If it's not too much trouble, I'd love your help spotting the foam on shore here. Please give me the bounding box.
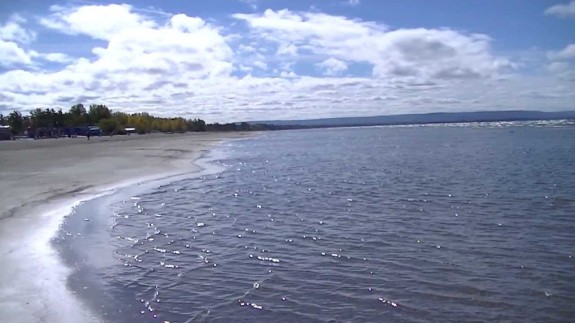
[0,133,248,322]
[0,196,103,322]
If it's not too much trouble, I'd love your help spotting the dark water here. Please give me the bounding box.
[56,123,575,322]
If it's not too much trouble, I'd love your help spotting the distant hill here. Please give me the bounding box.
[250,110,575,128]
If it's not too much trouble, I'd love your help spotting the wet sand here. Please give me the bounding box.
[0,132,248,322]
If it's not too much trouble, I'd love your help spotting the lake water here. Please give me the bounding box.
[55,122,575,322]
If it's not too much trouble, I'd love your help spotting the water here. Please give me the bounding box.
[55,123,575,322]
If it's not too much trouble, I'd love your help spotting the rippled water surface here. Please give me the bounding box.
[57,124,575,322]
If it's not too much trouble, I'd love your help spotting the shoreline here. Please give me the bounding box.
[52,146,230,322]
[0,132,249,322]
[0,132,249,221]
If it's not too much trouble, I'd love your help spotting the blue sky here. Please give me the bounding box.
[0,0,573,122]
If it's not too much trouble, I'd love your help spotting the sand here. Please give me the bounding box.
[0,132,248,322]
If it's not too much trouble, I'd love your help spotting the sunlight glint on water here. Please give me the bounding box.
[58,123,575,322]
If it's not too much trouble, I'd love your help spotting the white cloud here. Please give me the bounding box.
[0,39,33,67]
[43,6,234,79]
[277,43,298,56]
[544,1,575,18]
[170,14,206,32]
[548,44,575,60]
[233,10,387,44]
[547,61,575,81]
[233,10,512,81]
[280,71,297,78]
[40,4,157,40]
[32,52,75,63]
[346,0,361,6]
[317,58,348,75]
[548,61,570,73]
[0,15,72,68]
[0,14,36,44]
[253,60,268,69]
[1,65,573,121]
[546,44,575,81]
[238,64,253,72]
[238,44,256,53]
[0,5,573,121]
[0,4,236,116]
[240,0,258,11]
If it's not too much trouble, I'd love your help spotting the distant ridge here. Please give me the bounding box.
[250,110,575,128]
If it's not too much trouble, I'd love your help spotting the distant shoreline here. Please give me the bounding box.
[251,110,575,129]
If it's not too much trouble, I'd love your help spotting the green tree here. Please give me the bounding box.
[187,118,206,132]
[238,122,251,131]
[70,103,86,115]
[54,109,65,128]
[7,110,24,135]
[175,118,187,132]
[69,103,87,126]
[129,113,152,134]
[88,104,111,124]
[29,108,43,128]
[112,111,129,126]
[29,108,57,129]
[46,108,55,128]
[2,104,215,137]
[98,118,119,135]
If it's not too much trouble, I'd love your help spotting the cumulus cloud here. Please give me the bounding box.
[0,12,76,68]
[253,60,268,69]
[544,1,575,18]
[280,71,297,78]
[233,10,387,44]
[276,43,298,56]
[32,52,75,63]
[317,58,348,75]
[548,44,575,60]
[548,61,570,73]
[40,5,233,80]
[0,5,240,119]
[40,4,157,40]
[547,61,575,81]
[239,0,259,10]
[0,40,33,67]
[1,4,235,116]
[0,14,36,44]
[0,4,573,121]
[546,44,575,81]
[233,10,512,81]
[0,15,37,67]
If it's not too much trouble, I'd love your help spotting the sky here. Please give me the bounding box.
[0,0,573,122]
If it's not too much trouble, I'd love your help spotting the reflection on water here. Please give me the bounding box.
[59,122,575,322]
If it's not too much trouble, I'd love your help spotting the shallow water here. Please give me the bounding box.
[56,123,575,322]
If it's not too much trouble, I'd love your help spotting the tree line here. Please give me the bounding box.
[0,104,207,136]
[0,104,289,140]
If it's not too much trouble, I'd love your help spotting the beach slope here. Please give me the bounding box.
[0,132,245,322]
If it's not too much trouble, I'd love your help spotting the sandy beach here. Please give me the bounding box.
[0,132,247,322]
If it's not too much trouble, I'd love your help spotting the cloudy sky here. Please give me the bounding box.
[0,0,573,122]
